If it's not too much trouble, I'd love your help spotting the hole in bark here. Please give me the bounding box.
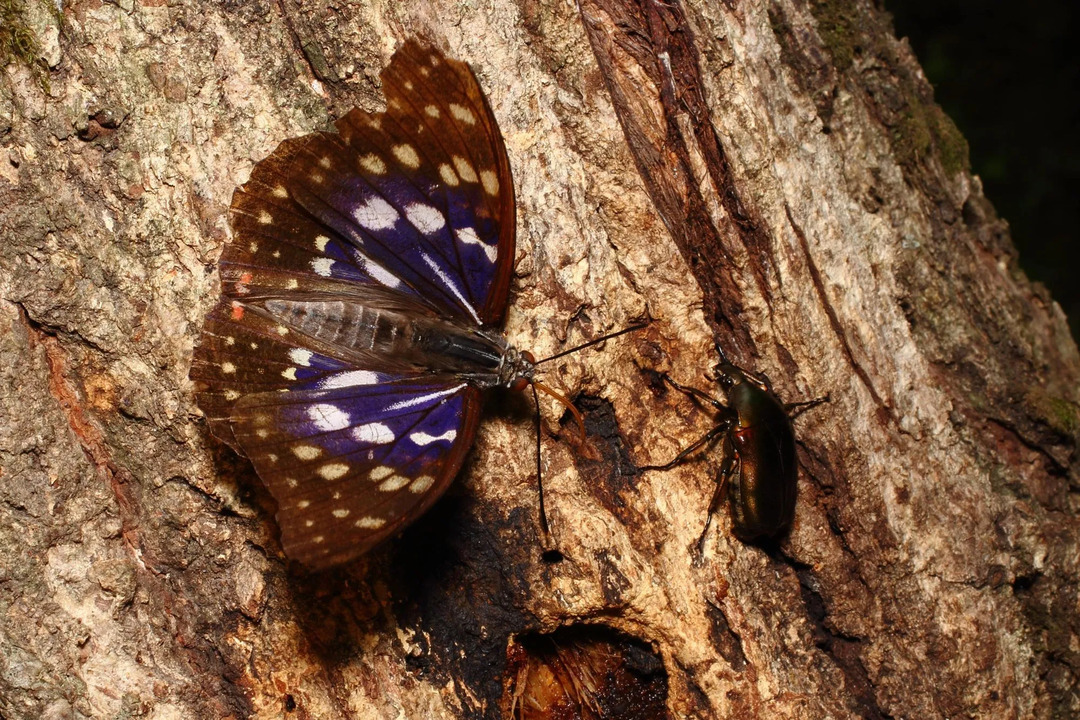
[283,694,296,711]
[503,625,668,720]
[541,548,564,564]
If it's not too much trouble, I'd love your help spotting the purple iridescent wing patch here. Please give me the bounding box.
[190,40,515,569]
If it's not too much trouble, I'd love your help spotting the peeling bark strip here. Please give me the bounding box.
[579,0,772,350]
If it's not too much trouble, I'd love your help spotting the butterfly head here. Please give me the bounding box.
[503,347,538,392]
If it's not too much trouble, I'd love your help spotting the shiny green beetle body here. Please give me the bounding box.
[645,346,824,544]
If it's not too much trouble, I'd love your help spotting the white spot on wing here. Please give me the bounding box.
[425,105,440,118]
[456,227,497,263]
[352,422,395,444]
[405,203,446,234]
[353,197,400,231]
[293,445,322,460]
[410,476,436,494]
[315,235,330,251]
[386,384,467,412]
[453,156,478,183]
[258,210,273,224]
[359,154,386,174]
[379,475,410,492]
[439,163,460,186]
[356,516,385,529]
[392,144,420,168]
[422,252,480,323]
[282,367,297,380]
[449,103,476,125]
[409,429,457,446]
[311,257,335,277]
[332,508,350,518]
[480,169,499,196]
[353,250,402,288]
[222,362,236,374]
[289,348,313,366]
[319,463,350,480]
[369,466,394,481]
[320,370,382,388]
[308,403,351,432]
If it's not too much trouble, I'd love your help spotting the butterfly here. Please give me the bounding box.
[190,40,589,570]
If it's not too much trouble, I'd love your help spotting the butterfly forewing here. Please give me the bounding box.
[191,40,516,568]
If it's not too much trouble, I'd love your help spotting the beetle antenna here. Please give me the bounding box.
[534,322,647,365]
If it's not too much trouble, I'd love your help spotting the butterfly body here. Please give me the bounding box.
[190,41,526,569]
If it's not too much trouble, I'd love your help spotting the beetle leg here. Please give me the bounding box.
[697,433,737,555]
[660,373,727,411]
[785,393,830,418]
[640,419,732,471]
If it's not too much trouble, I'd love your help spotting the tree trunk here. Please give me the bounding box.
[2,0,1077,718]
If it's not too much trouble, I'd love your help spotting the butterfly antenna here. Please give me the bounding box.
[533,322,648,365]
[531,383,550,537]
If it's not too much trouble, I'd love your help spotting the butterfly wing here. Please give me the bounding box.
[191,41,515,568]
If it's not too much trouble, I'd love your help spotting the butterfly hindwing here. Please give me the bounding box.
[191,41,517,568]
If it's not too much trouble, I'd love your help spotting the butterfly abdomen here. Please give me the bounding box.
[256,297,523,385]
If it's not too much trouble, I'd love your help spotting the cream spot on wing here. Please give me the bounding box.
[305,519,313,527]
[222,362,236,374]
[438,163,460,186]
[273,250,281,258]
[425,104,440,118]
[409,475,436,494]
[311,257,335,277]
[313,536,325,544]
[404,203,446,234]
[224,389,240,401]
[456,227,497,263]
[353,196,400,231]
[403,80,414,91]
[453,155,478,183]
[409,429,457,446]
[270,454,280,464]
[289,348,313,366]
[392,144,420,169]
[248,241,258,253]
[419,67,430,77]
[318,463,350,480]
[315,235,330,252]
[449,103,476,125]
[258,209,273,224]
[285,278,298,290]
[319,156,332,168]
[276,325,289,335]
[282,367,297,380]
[310,172,324,184]
[480,169,499,196]
[308,404,351,432]
[356,516,385,529]
[320,370,381,388]
[292,445,322,461]
[379,475,410,492]
[369,466,394,481]
[332,508,350,518]
[352,422,395,444]
[297,500,310,508]
[256,429,269,439]
[272,185,288,198]
[359,154,386,174]
[225,336,235,345]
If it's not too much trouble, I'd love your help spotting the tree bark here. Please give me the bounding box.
[1,1,1077,719]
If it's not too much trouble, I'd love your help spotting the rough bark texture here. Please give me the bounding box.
[1,0,1078,718]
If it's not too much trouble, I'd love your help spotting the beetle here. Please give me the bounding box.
[643,344,826,546]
